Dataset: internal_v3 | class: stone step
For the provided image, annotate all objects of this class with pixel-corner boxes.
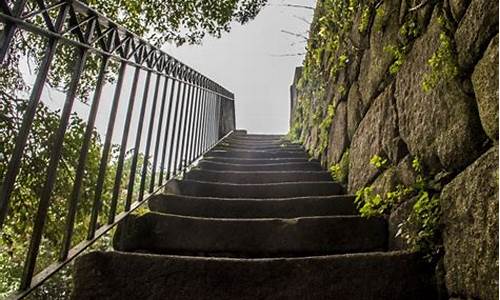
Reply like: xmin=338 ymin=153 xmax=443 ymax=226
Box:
xmin=185 ymin=169 xmax=332 ymax=184
xmin=214 ymin=143 xmax=303 ymax=151
xmin=202 ymin=156 xmax=314 ymax=165
xmin=148 ymin=194 xmax=357 ymax=218
xmin=166 ymin=179 xmax=343 ymax=198
xmin=73 ymin=251 xmax=438 ymax=300
xmin=224 ymin=138 xmax=289 ymax=144
xmin=113 ymin=213 xmax=387 ymax=256
xmin=227 ymin=134 xmax=285 ymax=140
xmin=197 ymin=160 xmax=323 ymax=172
xmin=207 ymin=149 xmax=307 ymax=159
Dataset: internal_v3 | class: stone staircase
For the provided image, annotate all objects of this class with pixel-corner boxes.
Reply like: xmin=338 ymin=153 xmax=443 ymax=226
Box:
xmin=72 ymin=131 xmax=438 ymax=299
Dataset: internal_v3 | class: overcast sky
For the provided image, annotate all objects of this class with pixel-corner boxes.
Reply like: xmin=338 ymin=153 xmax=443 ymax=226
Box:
xmin=162 ymin=0 xmax=314 ymax=134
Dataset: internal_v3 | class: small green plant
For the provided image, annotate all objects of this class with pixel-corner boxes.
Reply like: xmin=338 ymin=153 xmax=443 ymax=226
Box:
xmin=370 ymin=154 xmax=388 ymax=169
xmin=402 ymin=191 xmax=442 ymax=261
xmin=421 ymin=32 xmax=458 ymax=92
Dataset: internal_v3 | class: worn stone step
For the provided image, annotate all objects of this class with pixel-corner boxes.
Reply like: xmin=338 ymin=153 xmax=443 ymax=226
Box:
xmin=215 ymin=143 xmax=303 ymax=151
xmin=113 ymin=213 xmax=387 ymax=256
xmin=148 ymin=194 xmax=357 ymax=218
xmin=166 ymin=179 xmax=343 ymax=198
xmin=228 ymin=134 xmax=285 ymax=140
xmin=224 ymin=137 xmax=289 ymax=144
xmin=185 ymin=169 xmax=332 ymax=184
xmin=207 ymin=149 xmax=307 ymax=159
xmin=74 ymin=251 xmax=438 ymax=300
xmin=202 ymin=156 xmax=314 ymax=165
xmin=197 ymin=160 xmax=323 ymax=172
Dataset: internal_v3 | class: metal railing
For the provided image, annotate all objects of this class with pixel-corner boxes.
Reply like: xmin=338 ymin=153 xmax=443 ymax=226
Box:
xmin=0 ymin=0 xmax=235 ymax=298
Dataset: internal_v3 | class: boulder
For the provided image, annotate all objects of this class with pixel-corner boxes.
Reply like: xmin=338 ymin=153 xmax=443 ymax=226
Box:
xmin=388 ymin=196 xmax=419 ymax=250
xmin=448 ymin=0 xmax=470 ymax=22
xmin=394 ymin=12 xmax=486 ymax=173
xmin=455 ymin=0 xmax=499 ymax=70
xmin=358 ymin=0 xmax=401 ymax=107
xmin=327 ymin=101 xmax=348 ymax=165
xmin=347 ymin=82 xmax=364 ymax=141
xmin=348 ymin=84 xmax=400 ymax=192
xmin=440 ymin=146 xmax=499 ymax=300
xmin=471 ymin=34 xmax=499 ymax=141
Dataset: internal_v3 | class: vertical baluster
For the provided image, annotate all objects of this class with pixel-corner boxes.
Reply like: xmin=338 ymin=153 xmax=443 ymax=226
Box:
xmin=166 ymin=79 xmax=185 ymax=179
xmin=87 ymin=61 xmax=127 ymax=239
xmin=60 ymin=53 xmax=108 ymax=261
xmin=0 ymin=4 xmax=68 ymax=231
xmin=159 ymin=78 xmax=177 ymax=184
xmin=124 ymin=71 xmax=152 ymax=210
xmin=149 ymin=76 xmax=170 ymax=192
xmin=137 ymin=73 xmax=161 ymax=202
xmin=188 ymin=82 xmax=202 ymax=162
xmin=171 ymin=80 xmax=189 ymax=176
xmin=179 ymin=81 xmax=194 ymax=171
xmin=108 ymin=66 xmax=141 ymax=224
xmin=21 ymin=8 xmax=92 ymax=289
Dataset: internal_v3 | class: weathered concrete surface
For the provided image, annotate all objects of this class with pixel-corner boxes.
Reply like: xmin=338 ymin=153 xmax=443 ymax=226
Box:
xmin=440 ymin=146 xmax=499 ymax=300
xmin=73 ymin=251 xmax=437 ymax=300
xmin=394 ymin=13 xmax=486 ymax=173
xmin=148 ymin=194 xmax=357 ymax=218
xmin=207 ymin=149 xmax=307 ymax=159
xmin=114 ymin=213 xmax=387 ymax=256
xmin=471 ymin=34 xmax=499 ymax=141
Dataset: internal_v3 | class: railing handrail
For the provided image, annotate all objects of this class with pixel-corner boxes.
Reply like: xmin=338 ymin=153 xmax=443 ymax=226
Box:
xmin=0 ymin=0 xmax=236 ymax=298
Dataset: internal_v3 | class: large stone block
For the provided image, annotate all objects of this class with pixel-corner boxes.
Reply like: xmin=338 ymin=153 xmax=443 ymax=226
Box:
xmin=471 ymin=34 xmax=499 ymax=141
xmin=358 ymin=0 xmax=401 ymax=106
xmin=348 ymin=84 xmax=402 ymax=192
xmin=455 ymin=0 xmax=498 ymax=70
xmin=440 ymin=146 xmax=498 ymax=300
xmin=394 ymin=12 xmax=486 ymax=173
xmin=347 ymin=82 xmax=364 ymax=141
xmin=327 ymin=101 xmax=348 ymax=165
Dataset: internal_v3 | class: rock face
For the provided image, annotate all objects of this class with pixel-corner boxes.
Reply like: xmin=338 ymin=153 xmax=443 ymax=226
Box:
xmin=327 ymin=101 xmax=348 ymax=165
xmin=440 ymin=146 xmax=498 ymax=300
xmin=348 ymin=84 xmax=400 ymax=192
xmin=471 ymin=34 xmax=499 ymax=141
xmin=455 ymin=0 xmax=499 ymax=69
xmin=394 ymin=13 xmax=486 ymax=172
xmin=291 ymin=1 xmax=498 ymax=298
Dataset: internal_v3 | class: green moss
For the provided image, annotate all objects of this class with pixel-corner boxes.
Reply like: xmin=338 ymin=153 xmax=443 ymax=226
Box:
xmin=358 ymin=5 xmax=371 ymax=34
xmin=422 ymin=32 xmax=458 ymax=92
xmin=373 ymin=7 xmax=386 ymax=32
xmin=383 ymin=44 xmax=406 ymax=75
xmin=314 ymin=104 xmax=336 ymax=158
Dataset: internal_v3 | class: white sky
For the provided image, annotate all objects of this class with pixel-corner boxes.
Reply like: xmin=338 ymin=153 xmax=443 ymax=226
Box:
xmin=162 ymin=0 xmax=314 ymax=134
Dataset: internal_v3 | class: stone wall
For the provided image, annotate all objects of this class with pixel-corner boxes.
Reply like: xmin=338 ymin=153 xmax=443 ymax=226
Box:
xmin=290 ymin=1 xmax=498 ymax=299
